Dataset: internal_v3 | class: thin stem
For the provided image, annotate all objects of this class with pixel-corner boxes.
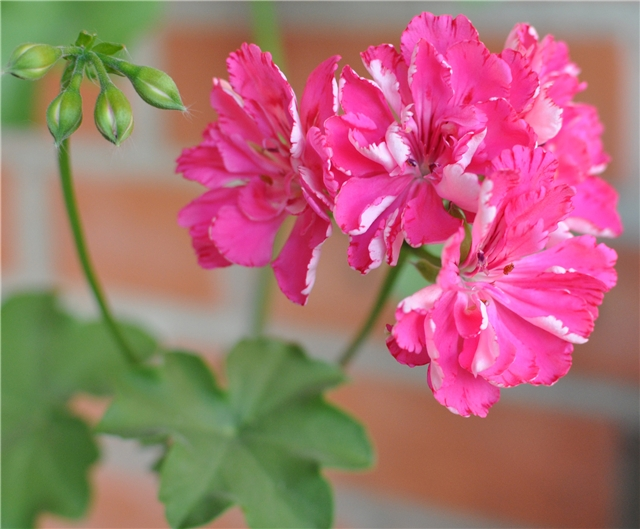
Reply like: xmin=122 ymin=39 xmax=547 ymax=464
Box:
xmin=250 ymin=266 xmax=272 ymax=337
xmin=338 ymin=248 xmax=408 ymax=368
xmin=57 ymin=139 xmax=138 ymax=365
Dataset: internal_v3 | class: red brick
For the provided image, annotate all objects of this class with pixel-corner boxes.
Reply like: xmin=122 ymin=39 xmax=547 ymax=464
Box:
xmin=329 ymin=374 xmax=620 ymax=528
xmin=51 ymin=176 xmax=218 ymax=304
xmin=271 ymin=229 xmax=396 ymax=335
xmin=572 ymin=246 xmax=640 ymax=384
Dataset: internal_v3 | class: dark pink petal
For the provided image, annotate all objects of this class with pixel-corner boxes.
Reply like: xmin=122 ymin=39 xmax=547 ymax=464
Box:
xmin=426 ymin=295 xmax=500 ymax=417
xmin=226 ymin=43 xmax=295 ymax=142
xmin=238 ymin=178 xmax=287 ymax=221
xmin=489 ymin=302 xmax=573 ymax=386
xmin=466 ymin=99 xmax=533 ymax=173
xmin=210 ymin=205 xmax=286 ymax=267
xmin=446 ymin=41 xmax=511 ymax=106
xmin=408 ymin=40 xmax=453 ymax=144
xmin=210 ymin=80 xmax=264 ymax=145
xmin=334 ymin=173 xmax=410 ymax=235
xmin=401 ymin=12 xmax=479 ymax=64
xmin=453 ymin=292 xmax=486 ymax=339
xmin=324 ymin=115 xmax=386 ymax=178
xmin=272 ymin=208 xmax=331 ymax=305
xmin=567 ymin=177 xmax=623 ymax=237
xmin=339 ymin=66 xmax=395 ymax=131
xmin=300 ymin=55 xmax=340 ymax=132
xmin=518 ymin=235 xmax=618 ymax=290
xmin=176 ymin=140 xmax=250 ymax=189
xmin=402 ymin=181 xmax=462 ymax=246
xmin=346 ymin=221 xmax=387 ymax=274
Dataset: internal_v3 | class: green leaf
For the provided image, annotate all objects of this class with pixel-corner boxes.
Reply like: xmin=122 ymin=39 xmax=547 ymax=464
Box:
xmin=74 ymin=30 xmax=96 ymax=49
xmin=99 ymin=339 xmax=373 ymax=529
xmin=1 ymin=291 xmax=159 ymax=527
xmin=92 ymin=41 xmax=125 ymax=56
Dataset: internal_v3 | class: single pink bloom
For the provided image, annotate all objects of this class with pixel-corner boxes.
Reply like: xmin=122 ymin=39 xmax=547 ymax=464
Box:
xmin=177 ymin=44 xmax=340 ymax=305
xmin=387 ymin=146 xmax=617 ymax=417
xmin=503 ymin=24 xmax=622 ymax=237
xmin=326 ymin=12 xmax=534 ymax=274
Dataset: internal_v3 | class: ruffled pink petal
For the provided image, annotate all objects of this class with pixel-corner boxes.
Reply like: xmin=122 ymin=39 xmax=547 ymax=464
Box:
xmin=446 ymin=41 xmax=511 ymax=106
xmin=524 ymin=88 xmax=563 ymax=144
xmin=566 ymin=176 xmax=623 ymax=237
xmin=334 ymin=173 xmax=410 ymax=235
xmin=361 ymin=44 xmax=412 ymax=117
xmin=238 ymin=178 xmax=287 ymax=221
xmin=402 ymin=181 xmax=462 ymax=246
xmin=346 ymin=221 xmax=387 ymax=274
xmin=401 ymin=12 xmax=479 ymax=64
xmin=324 ymin=115 xmax=387 ymax=178
xmin=272 ymin=208 xmax=331 ymax=305
xmin=500 ymin=48 xmax=539 ymax=114
xmin=339 ymin=66 xmax=395 ymax=131
xmin=210 ymin=205 xmax=286 ymax=267
xmin=299 ymin=55 xmax=340 ymax=132
xmin=226 ymin=43 xmax=295 ymax=142
xmin=178 ymin=188 xmax=239 ymax=269
xmin=517 ymin=235 xmax=618 ymax=290
xmin=176 ymin=137 xmax=251 ymax=189
xmin=466 ymin=99 xmax=533 ymax=173
xmin=426 ymin=296 xmax=500 ymax=417
xmin=408 ymin=40 xmax=453 ymax=143
xmin=210 ymin=80 xmax=264 ymax=145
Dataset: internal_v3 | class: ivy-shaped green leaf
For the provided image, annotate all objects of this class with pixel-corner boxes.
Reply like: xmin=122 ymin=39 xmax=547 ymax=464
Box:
xmin=98 ymin=338 xmax=373 ymax=529
xmin=1 ymin=291 xmax=158 ymax=528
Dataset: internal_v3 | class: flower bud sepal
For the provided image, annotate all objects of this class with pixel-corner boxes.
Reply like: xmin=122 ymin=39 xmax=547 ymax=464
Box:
xmin=99 ymin=57 xmax=185 ymax=111
xmin=94 ymin=84 xmax=134 ymax=146
xmin=5 ymin=43 xmax=62 ymax=81
xmin=46 ymin=87 xmax=83 ymax=146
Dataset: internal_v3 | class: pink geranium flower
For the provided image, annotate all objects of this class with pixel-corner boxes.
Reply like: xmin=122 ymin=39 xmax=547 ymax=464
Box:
xmin=503 ymin=23 xmax=622 ymax=237
xmin=325 ymin=12 xmax=535 ymax=275
xmin=387 ymin=146 xmax=617 ymax=417
xmin=177 ymin=44 xmax=339 ymax=305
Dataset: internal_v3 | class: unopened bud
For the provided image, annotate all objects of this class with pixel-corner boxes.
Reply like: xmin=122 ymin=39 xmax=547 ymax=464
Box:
xmin=94 ymin=84 xmax=134 ymax=145
xmin=46 ymin=88 xmax=83 ymax=144
xmin=118 ymin=62 xmax=185 ymax=111
xmin=6 ymin=43 xmax=62 ymax=81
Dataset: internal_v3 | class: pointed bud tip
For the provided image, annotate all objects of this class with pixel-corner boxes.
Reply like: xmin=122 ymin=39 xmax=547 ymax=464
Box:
xmin=6 ymin=43 xmax=62 ymax=81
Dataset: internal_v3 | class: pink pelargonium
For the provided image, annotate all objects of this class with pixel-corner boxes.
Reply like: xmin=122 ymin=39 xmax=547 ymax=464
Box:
xmin=325 ymin=12 xmax=535 ymax=275
xmin=503 ymin=23 xmax=622 ymax=237
xmin=386 ymin=146 xmax=617 ymax=417
xmin=177 ymin=44 xmax=340 ymax=305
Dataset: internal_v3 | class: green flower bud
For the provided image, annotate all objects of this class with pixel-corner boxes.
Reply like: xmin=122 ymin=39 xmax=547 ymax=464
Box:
xmin=46 ymin=88 xmax=83 ymax=144
xmin=5 ymin=43 xmax=62 ymax=81
xmin=94 ymin=84 xmax=134 ymax=145
xmin=117 ymin=62 xmax=185 ymax=111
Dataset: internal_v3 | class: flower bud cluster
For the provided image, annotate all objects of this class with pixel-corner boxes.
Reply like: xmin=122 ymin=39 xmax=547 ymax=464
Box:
xmin=4 ymin=30 xmax=185 ymax=146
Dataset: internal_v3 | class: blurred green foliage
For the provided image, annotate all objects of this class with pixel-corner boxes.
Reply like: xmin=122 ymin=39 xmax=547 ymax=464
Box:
xmin=1 ymin=1 xmax=164 ymax=126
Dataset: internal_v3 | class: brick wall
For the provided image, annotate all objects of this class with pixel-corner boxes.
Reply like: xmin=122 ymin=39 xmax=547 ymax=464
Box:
xmin=3 ymin=2 xmax=638 ymax=528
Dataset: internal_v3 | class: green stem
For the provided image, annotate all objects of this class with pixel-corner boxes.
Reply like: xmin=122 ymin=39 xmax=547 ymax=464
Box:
xmin=338 ymin=248 xmax=408 ymax=368
xmin=57 ymin=139 xmax=137 ymax=365
xmin=250 ymin=266 xmax=272 ymax=337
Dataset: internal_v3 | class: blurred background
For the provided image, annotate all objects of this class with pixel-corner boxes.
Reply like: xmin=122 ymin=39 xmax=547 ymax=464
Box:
xmin=2 ymin=1 xmax=638 ymax=528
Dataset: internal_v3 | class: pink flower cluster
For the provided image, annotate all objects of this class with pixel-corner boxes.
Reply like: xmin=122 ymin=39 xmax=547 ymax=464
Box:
xmin=177 ymin=13 xmax=621 ymax=416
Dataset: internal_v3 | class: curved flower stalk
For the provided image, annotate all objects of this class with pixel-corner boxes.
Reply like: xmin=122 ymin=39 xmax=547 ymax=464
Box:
xmin=386 ymin=146 xmax=617 ymax=417
xmin=177 ymin=44 xmax=340 ymax=305
xmin=325 ymin=12 xmax=535 ymax=274
xmin=503 ymin=23 xmax=622 ymax=237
